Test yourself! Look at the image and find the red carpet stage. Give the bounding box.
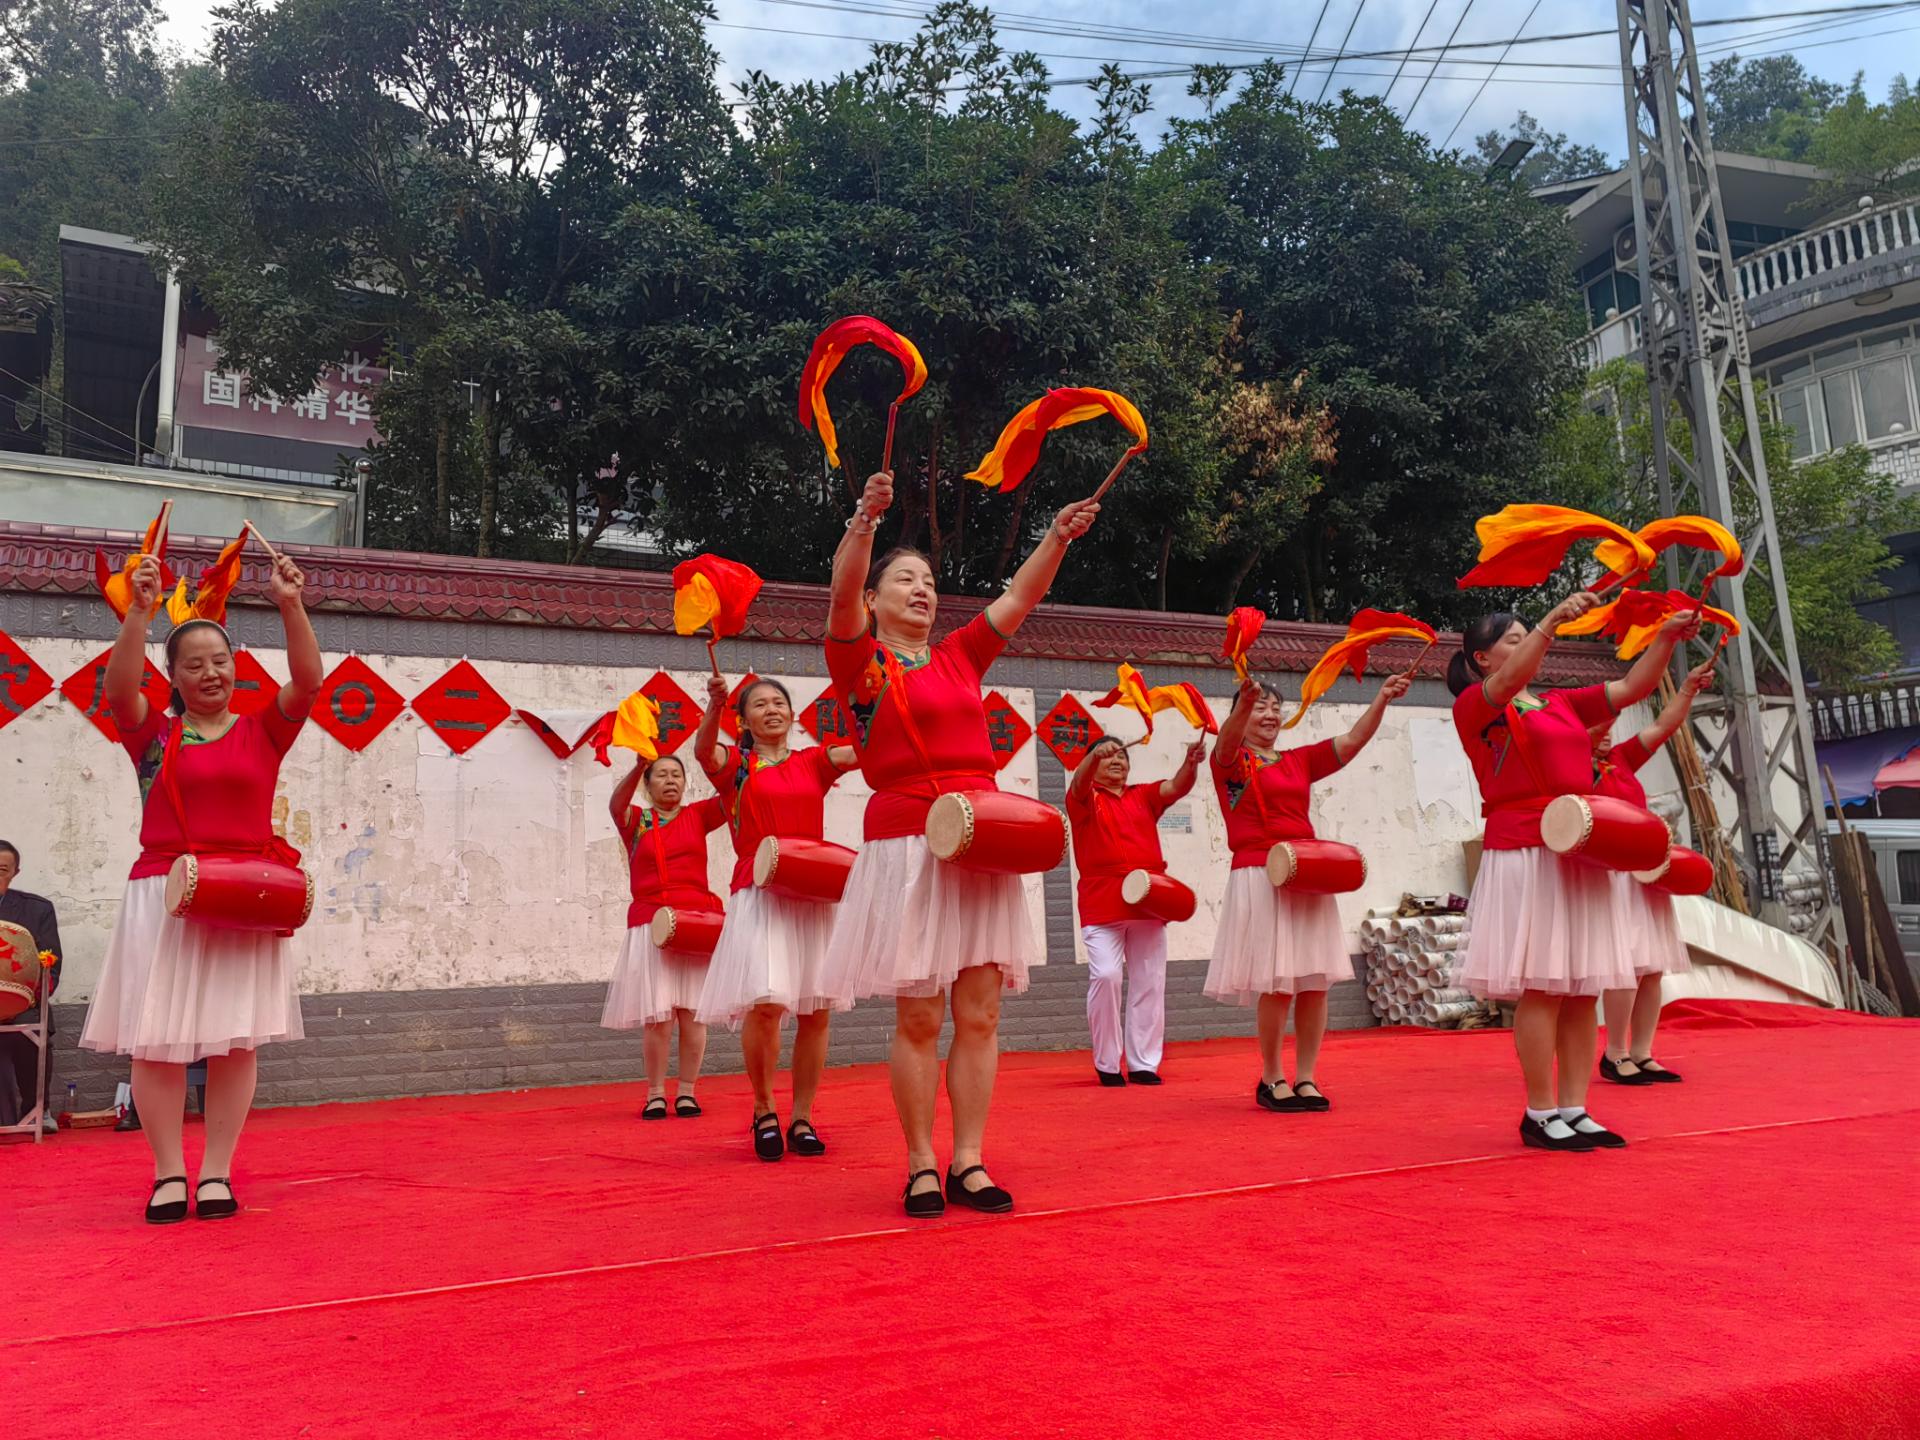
[11,1001,1919,1439]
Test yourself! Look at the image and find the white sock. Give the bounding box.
[1526,1106,1556,1124]
[1527,1107,1575,1139]
[1559,1106,1606,1134]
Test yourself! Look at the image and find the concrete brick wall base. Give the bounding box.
[31,962,1376,1113]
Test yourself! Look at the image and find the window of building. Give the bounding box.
[1767,324,1920,460]
[1727,220,1798,259]
[1896,849,1920,905]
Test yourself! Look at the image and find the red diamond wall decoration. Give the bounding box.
[311,655,405,751]
[0,629,53,732]
[1037,694,1104,769]
[412,660,510,754]
[61,652,168,740]
[639,672,700,756]
[982,690,1032,771]
[227,650,282,719]
[799,684,855,746]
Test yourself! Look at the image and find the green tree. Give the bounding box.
[1466,109,1613,186]
[1704,54,1844,160]
[1801,76,1920,207]
[143,0,730,557]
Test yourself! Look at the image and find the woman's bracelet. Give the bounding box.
[846,510,876,535]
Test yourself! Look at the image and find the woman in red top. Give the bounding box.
[1066,736,1206,1086]
[1592,659,1715,1088]
[819,469,1100,1218]
[601,752,728,1120]
[691,674,857,1161]
[1448,599,1696,1151]
[1205,673,1408,1112]
[81,549,322,1224]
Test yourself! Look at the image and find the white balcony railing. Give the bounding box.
[1576,197,1920,371]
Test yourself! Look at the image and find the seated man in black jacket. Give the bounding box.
[0,840,61,1131]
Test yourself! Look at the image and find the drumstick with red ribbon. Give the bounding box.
[1592,514,1744,618]
[1286,609,1436,730]
[1556,586,1739,659]
[798,316,928,487]
[1222,606,1265,687]
[1456,504,1658,595]
[1094,662,1219,747]
[967,387,1149,503]
[673,554,764,678]
[93,501,174,620]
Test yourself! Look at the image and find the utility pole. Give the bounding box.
[1613,0,1830,944]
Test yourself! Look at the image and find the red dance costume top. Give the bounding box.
[1210,738,1346,869]
[119,703,306,881]
[827,612,1008,841]
[1452,681,1617,849]
[618,798,727,928]
[702,743,844,893]
[1067,782,1174,926]
[1594,735,1652,808]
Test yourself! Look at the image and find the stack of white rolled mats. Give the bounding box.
[1358,911,1484,1028]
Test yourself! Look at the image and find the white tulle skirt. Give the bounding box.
[601,925,709,1029]
[815,836,1042,1007]
[1204,867,1348,1003]
[79,876,305,1064]
[1607,873,1692,979]
[1457,848,1640,1001]
[695,888,837,1026]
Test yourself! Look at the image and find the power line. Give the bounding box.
[1406,0,1479,122]
[1438,0,1540,148]
[1383,0,1444,105]
[1288,0,1333,95]
[1317,1,1370,103]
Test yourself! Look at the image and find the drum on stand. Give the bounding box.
[0,919,40,1022]
[164,854,315,936]
[925,792,1067,874]
[1120,869,1196,923]
[754,837,856,904]
[1634,844,1715,896]
[649,905,725,957]
[1541,795,1670,872]
[1266,839,1367,894]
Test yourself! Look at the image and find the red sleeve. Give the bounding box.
[805,745,843,793]
[826,631,881,699]
[117,705,167,765]
[257,700,306,757]
[1133,781,1175,818]
[1563,683,1617,730]
[703,743,741,809]
[1300,738,1345,783]
[1612,736,1653,774]
[694,797,729,834]
[1066,788,1094,828]
[942,611,1008,682]
[616,806,640,843]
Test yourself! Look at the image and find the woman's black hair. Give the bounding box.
[641,753,687,784]
[163,619,233,716]
[1448,611,1523,696]
[734,677,793,728]
[864,546,932,595]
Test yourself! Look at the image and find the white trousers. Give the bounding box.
[1082,920,1169,1074]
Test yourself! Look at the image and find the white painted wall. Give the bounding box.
[2,638,1045,1000]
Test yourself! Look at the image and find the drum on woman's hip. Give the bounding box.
[1266,839,1367,894]
[925,791,1067,875]
[754,837,856,903]
[1541,794,1670,872]
[164,853,316,936]
[1634,843,1715,896]
[1120,869,1196,923]
[649,905,726,957]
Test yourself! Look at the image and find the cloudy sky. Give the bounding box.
[153,0,1918,163]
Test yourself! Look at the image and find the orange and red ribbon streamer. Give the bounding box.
[165,529,247,626]
[1222,606,1266,686]
[966,387,1148,495]
[1095,662,1219,740]
[93,504,175,620]
[1285,609,1435,729]
[797,316,927,472]
[1456,504,1657,591]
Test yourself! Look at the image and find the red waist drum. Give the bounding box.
[0,919,39,1021]
[1120,870,1196,923]
[1266,840,1367,894]
[754,837,856,903]
[649,906,725,957]
[165,854,315,936]
[925,792,1067,875]
[1541,795,1670,872]
[1634,843,1714,896]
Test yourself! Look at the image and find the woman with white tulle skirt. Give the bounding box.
[690,672,857,1161]
[80,547,323,1224]
[818,468,1101,1218]
[601,752,727,1119]
[1448,598,1698,1153]
[1204,673,1407,1113]
[1590,659,1716,1089]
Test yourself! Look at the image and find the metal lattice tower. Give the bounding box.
[1613,0,1830,942]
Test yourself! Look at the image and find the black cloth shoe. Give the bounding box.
[674,1095,702,1116]
[1292,1080,1330,1112]
[145,1176,189,1225]
[1560,1111,1627,1148]
[641,1095,669,1120]
[1519,1115,1596,1152]
[1632,1057,1683,1083]
[752,1112,784,1161]
[903,1169,945,1218]
[946,1165,1014,1214]
[194,1177,239,1220]
[1600,1055,1654,1086]
[1126,1070,1162,1086]
[1096,1069,1127,1087]
[1255,1079,1308,1113]
[787,1119,826,1156]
